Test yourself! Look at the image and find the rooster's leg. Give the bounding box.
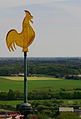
[22,47,28,52]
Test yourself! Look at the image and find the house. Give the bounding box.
[18,73,24,77]
[59,107,74,112]
[64,74,81,79]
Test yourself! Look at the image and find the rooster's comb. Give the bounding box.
[24,10,32,16]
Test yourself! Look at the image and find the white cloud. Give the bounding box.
[52,2,81,27]
[0,0,53,8]
[65,6,81,20]
[0,0,72,8]
[57,4,81,18]
[53,0,69,1]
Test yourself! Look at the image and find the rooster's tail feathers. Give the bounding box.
[6,30,17,52]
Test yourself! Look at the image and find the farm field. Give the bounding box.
[0,99,81,107]
[0,76,81,91]
[0,76,62,81]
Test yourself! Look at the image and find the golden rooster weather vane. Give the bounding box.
[6,10,35,52]
[6,11,36,117]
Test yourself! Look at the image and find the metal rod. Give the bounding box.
[24,52,27,103]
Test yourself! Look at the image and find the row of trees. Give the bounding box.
[0,58,81,77]
[1,89,81,100]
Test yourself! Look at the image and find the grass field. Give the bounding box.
[0,99,81,107]
[0,76,62,80]
[0,76,81,91]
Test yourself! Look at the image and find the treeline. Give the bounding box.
[0,57,81,77]
[1,89,81,100]
[0,58,24,76]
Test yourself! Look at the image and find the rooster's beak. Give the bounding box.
[30,16,33,23]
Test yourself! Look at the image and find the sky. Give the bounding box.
[0,0,81,57]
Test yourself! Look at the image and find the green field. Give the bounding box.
[0,99,81,107]
[0,76,81,91]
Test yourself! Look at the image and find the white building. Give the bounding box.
[59,107,74,112]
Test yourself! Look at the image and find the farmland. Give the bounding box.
[0,58,81,118]
[1,76,81,91]
[0,99,81,107]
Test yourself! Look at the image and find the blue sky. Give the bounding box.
[0,0,81,57]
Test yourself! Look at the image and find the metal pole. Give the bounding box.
[24,52,27,103]
[23,52,31,119]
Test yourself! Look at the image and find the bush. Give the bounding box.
[57,112,81,119]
